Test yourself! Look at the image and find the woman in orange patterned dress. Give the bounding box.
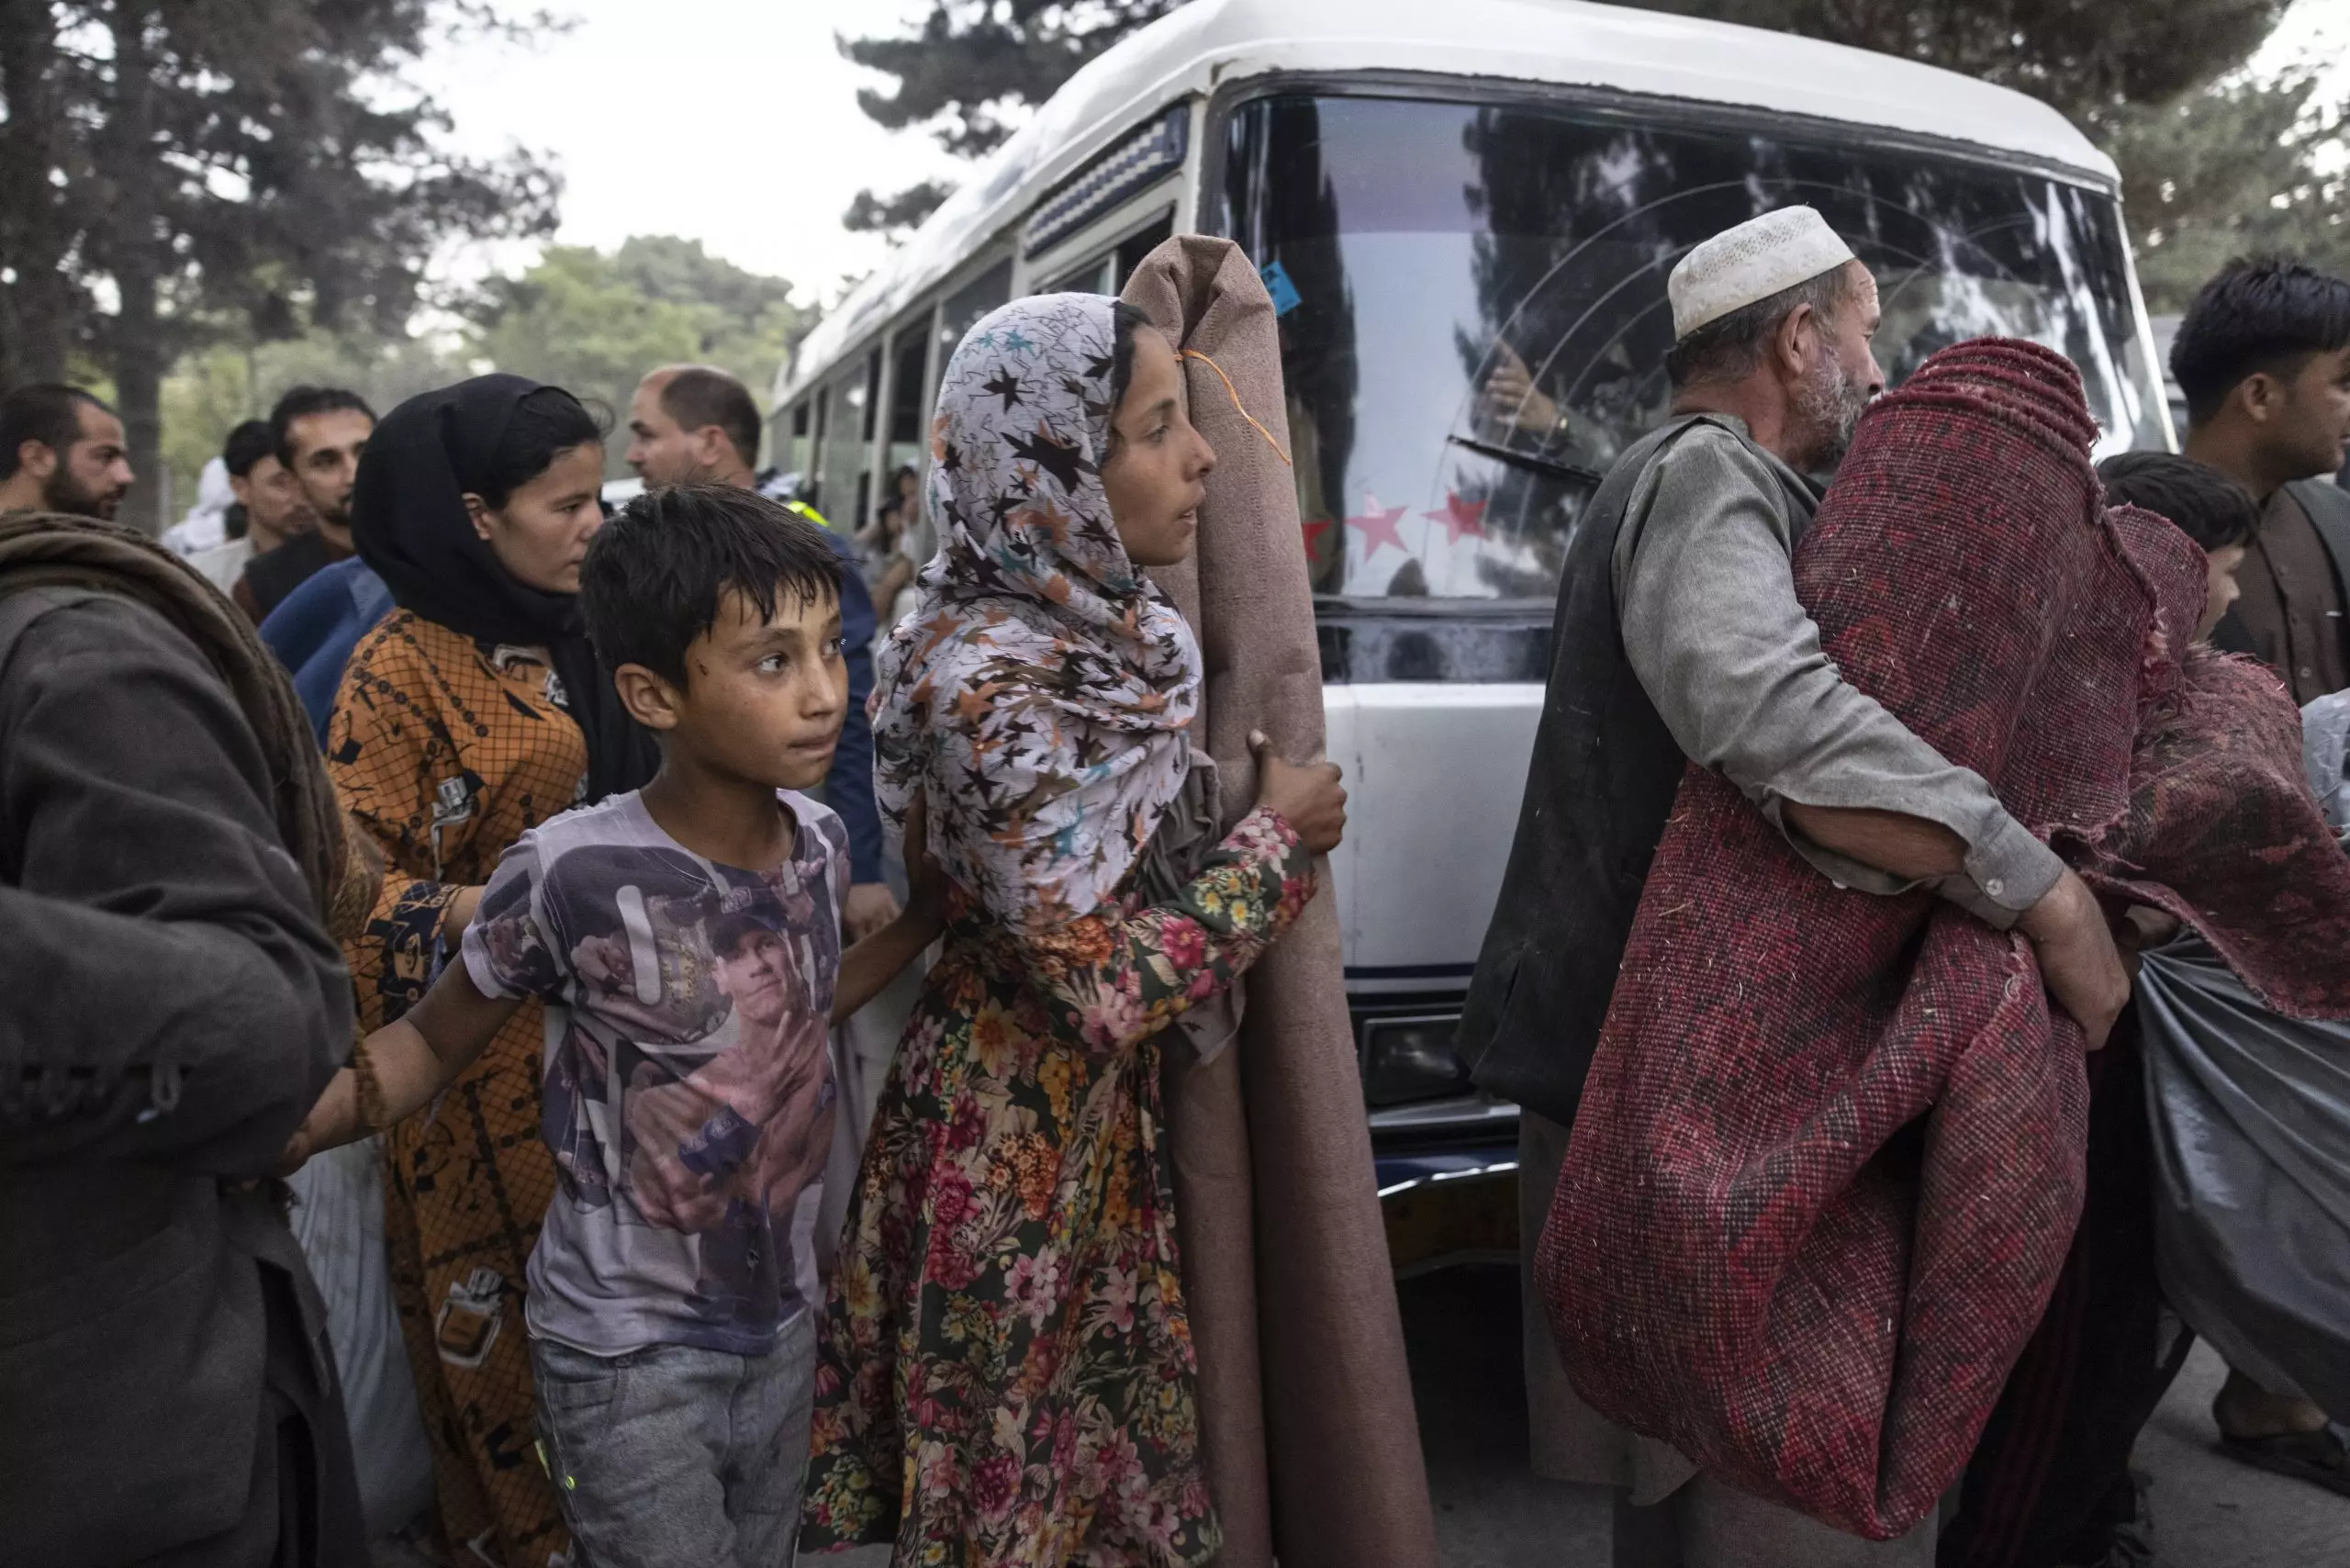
[331,376,656,1564]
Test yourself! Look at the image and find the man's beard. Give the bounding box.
[1792,355,1873,472]
[43,467,121,521]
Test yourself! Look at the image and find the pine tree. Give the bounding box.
[0,2,561,531]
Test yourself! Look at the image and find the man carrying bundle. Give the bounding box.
[1460,207,2129,1563]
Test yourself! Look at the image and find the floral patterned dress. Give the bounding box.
[802,806,1314,1566]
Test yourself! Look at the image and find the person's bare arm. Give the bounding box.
[283,962,523,1166]
[832,791,947,1023]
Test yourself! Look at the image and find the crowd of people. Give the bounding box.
[0,210,2344,1568]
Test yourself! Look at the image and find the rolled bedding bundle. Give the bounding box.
[1539,338,2350,1539]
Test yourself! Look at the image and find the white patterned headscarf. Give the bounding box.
[871,293,1203,935]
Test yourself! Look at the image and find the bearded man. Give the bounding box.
[0,384,135,521]
[1460,207,2128,1564]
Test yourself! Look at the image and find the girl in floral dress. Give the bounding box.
[800,294,1348,1566]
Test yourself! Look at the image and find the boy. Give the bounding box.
[287,483,942,1565]
[2097,450,2265,639]
[2172,257,2350,700]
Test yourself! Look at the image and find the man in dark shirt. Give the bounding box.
[2176,258,2350,704]
[235,386,375,622]
[0,512,364,1563]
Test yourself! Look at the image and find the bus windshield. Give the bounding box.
[1218,92,2167,605]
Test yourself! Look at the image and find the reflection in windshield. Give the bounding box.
[1218,95,2165,603]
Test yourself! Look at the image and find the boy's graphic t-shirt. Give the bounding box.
[461,789,847,1356]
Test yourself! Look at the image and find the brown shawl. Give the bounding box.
[0,510,372,933]
[1123,236,1443,1568]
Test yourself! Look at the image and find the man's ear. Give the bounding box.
[612,662,683,732]
[693,425,732,474]
[17,440,57,481]
[2235,371,2284,428]
[1775,303,1818,385]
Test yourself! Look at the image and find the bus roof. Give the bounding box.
[784,0,2116,398]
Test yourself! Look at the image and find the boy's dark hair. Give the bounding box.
[1666,263,1855,389]
[0,384,110,479]
[2171,258,2350,426]
[2098,451,2264,553]
[580,482,844,687]
[656,366,762,470]
[469,386,607,509]
[269,385,375,465]
[221,419,277,478]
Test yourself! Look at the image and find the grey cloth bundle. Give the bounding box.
[2138,691,2350,1418]
[2304,690,2350,840]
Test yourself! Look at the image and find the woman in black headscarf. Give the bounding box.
[328,375,655,1565]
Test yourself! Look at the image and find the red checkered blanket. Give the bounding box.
[1539,339,2350,1539]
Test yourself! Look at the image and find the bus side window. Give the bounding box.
[1113,213,1174,288]
[1045,255,1113,295]
[939,259,1013,364]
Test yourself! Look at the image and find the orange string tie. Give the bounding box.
[1180,349,1292,468]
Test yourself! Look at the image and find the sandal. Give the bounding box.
[2217,1422,2350,1498]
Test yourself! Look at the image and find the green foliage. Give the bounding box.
[463,237,809,474]
[845,180,959,239]
[1637,0,2286,121]
[156,330,474,503]
[840,1,1186,157]
[0,0,561,528]
[155,235,812,492]
[2101,73,2349,312]
[836,0,1181,234]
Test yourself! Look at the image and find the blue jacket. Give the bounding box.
[258,555,395,747]
[820,528,885,885]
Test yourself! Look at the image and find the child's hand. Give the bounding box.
[274,1070,356,1176]
[1250,730,1348,855]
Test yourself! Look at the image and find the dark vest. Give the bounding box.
[241,527,348,622]
[2210,476,2350,671]
[1456,416,1815,1129]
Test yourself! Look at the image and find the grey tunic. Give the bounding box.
[1613,414,2064,925]
[0,591,357,1566]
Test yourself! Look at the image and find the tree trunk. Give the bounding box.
[0,1,73,387]
[106,3,164,534]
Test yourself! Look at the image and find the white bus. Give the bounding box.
[774,0,2171,1185]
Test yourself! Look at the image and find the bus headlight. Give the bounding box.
[1360,1014,1472,1107]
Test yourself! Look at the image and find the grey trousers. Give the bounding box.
[1519,1112,1937,1567]
[532,1312,816,1568]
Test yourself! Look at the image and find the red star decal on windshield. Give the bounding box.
[1302,515,1335,554]
[1345,495,1408,556]
[1426,490,1487,545]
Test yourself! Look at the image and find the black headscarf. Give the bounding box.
[352,374,657,802]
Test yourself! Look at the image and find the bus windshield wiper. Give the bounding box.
[1446,433,1606,488]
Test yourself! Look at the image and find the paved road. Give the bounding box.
[1403,1261,2350,1568]
[391,1260,2347,1567]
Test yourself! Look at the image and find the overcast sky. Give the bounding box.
[420,0,966,303]
[420,0,2350,306]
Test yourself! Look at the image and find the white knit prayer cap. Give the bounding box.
[1668,207,1858,341]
